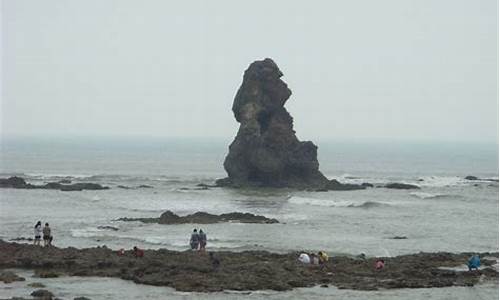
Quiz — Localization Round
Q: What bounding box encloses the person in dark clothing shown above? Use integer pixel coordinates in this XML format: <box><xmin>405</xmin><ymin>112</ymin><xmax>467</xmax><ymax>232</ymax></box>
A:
<box><xmin>43</xmin><ymin>223</ymin><xmax>52</xmax><ymax>247</ymax></box>
<box><xmin>209</xmin><ymin>252</ymin><xmax>220</xmax><ymax>271</ymax></box>
<box><xmin>190</xmin><ymin>229</ymin><xmax>199</xmax><ymax>250</ymax></box>
<box><xmin>198</xmin><ymin>229</ymin><xmax>207</xmax><ymax>252</ymax></box>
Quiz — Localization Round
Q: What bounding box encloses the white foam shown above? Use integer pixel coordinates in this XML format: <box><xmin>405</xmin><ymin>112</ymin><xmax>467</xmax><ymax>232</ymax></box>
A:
<box><xmin>288</xmin><ymin>196</ymin><xmax>388</xmax><ymax>208</ymax></box>
<box><xmin>70</xmin><ymin>227</ymin><xmax>109</xmax><ymax>238</ymax></box>
<box><xmin>25</xmin><ymin>173</ymin><xmax>94</xmax><ymax>180</ymax></box>
<box><xmin>288</xmin><ymin>196</ymin><xmax>338</xmax><ymax>207</ymax></box>
<box><xmin>409</xmin><ymin>192</ymin><xmax>450</xmax><ymax>199</ymax></box>
<box><xmin>416</xmin><ymin>176</ymin><xmax>466</xmax><ymax>187</ymax></box>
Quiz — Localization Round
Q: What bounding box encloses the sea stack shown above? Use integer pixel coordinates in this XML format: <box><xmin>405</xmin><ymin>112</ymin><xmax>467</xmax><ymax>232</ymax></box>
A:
<box><xmin>217</xmin><ymin>58</ymin><xmax>364</xmax><ymax>190</ymax></box>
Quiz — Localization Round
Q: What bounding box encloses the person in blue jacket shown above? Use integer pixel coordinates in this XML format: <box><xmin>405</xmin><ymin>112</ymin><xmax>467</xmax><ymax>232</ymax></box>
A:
<box><xmin>468</xmin><ymin>255</ymin><xmax>480</xmax><ymax>271</ymax></box>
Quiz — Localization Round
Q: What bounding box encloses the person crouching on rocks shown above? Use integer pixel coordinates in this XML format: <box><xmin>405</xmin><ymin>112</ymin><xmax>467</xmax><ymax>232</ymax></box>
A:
<box><xmin>190</xmin><ymin>229</ymin><xmax>199</xmax><ymax>251</ymax></box>
<box><xmin>34</xmin><ymin>221</ymin><xmax>42</xmax><ymax>246</ymax></box>
<box><xmin>375</xmin><ymin>259</ymin><xmax>385</xmax><ymax>270</ymax></box>
<box><xmin>209</xmin><ymin>252</ymin><xmax>220</xmax><ymax>271</ymax></box>
<box><xmin>133</xmin><ymin>246</ymin><xmax>144</xmax><ymax>258</ymax></box>
<box><xmin>318</xmin><ymin>251</ymin><xmax>329</xmax><ymax>265</ymax></box>
<box><xmin>198</xmin><ymin>229</ymin><xmax>207</xmax><ymax>252</ymax></box>
<box><xmin>43</xmin><ymin>223</ymin><xmax>52</xmax><ymax>247</ymax></box>
<box><xmin>310</xmin><ymin>253</ymin><xmax>320</xmax><ymax>265</ymax></box>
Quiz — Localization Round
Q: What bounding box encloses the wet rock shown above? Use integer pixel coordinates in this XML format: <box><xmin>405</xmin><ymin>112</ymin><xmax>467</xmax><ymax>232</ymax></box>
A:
<box><xmin>138</xmin><ymin>184</ymin><xmax>153</xmax><ymax>189</ymax></box>
<box><xmin>117</xmin><ymin>185</ymin><xmax>132</xmax><ymax>189</ymax></box>
<box><xmin>179</xmin><ymin>186</ymin><xmax>209</xmax><ymax>191</ymax></box>
<box><xmin>0</xmin><ymin>176</ymin><xmax>27</xmax><ymax>188</ymax></box>
<box><xmin>196</xmin><ymin>183</ymin><xmax>218</xmax><ymax>188</ymax></box>
<box><xmin>30</xmin><ymin>289</ymin><xmax>54</xmax><ymax>299</ymax></box>
<box><xmin>118</xmin><ymin>210</ymin><xmax>279</xmax><ymax>224</ymax></box>
<box><xmin>327</xmin><ymin>180</ymin><xmax>366</xmax><ymax>191</ymax></box>
<box><xmin>97</xmin><ymin>226</ymin><xmax>119</xmax><ymax>231</ymax></box>
<box><xmin>384</xmin><ymin>183</ymin><xmax>420</xmax><ymax>189</ymax></box>
<box><xmin>34</xmin><ymin>270</ymin><xmax>60</xmax><ymax>278</ymax></box>
<box><xmin>59</xmin><ymin>183</ymin><xmax>108</xmax><ymax>191</ymax></box>
<box><xmin>117</xmin><ymin>185</ymin><xmax>153</xmax><ymax>190</ymax></box>
<box><xmin>0</xmin><ymin>240</ymin><xmax>497</xmax><ymax>292</ymax></box>
<box><xmin>27</xmin><ymin>282</ymin><xmax>46</xmax><ymax>288</ymax></box>
<box><xmin>217</xmin><ymin>58</ymin><xmax>364</xmax><ymax>191</ymax></box>
<box><xmin>0</xmin><ymin>177</ymin><xmax>109</xmax><ymax>191</ymax></box>
<box><xmin>10</xmin><ymin>237</ymin><xmax>33</xmax><ymax>242</ymax></box>
<box><xmin>390</xmin><ymin>236</ymin><xmax>408</xmax><ymax>240</ymax></box>
<box><xmin>0</xmin><ymin>270</ymin><xmax>25</xmax><ymax>283</ymax></box>
<box><xmin>465</xmin><ymin>175</ymin><xmax>479</xmax><ymax>180</ymax></box>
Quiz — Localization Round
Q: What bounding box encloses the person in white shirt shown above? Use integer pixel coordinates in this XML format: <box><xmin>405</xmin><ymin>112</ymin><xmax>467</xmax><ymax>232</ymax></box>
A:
<box><xmin>34</xmin><ymin>221</ymin><xmax>42</xmax><ymax>246</ymax></box>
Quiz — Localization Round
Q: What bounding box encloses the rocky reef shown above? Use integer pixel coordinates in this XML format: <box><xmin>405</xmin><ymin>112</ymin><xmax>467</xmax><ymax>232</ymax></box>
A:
<box><xmin>0</xmin><ymin>241</ymin><xmax>497</xmax><ymax>292</ymax></box>
<box><xmin>0</xmin><ymin>176</ymin><xmax>109</xmax><ymax>191</ymax></box>
<box><xmin>118</xmin><ymin>210</ymin><xmax>279</xmax><ymax>224</ymax></box>
<box><xmin>383</xmin><ymin>183</ymin><xmax>420</xmax><ymax>189</ymax></box>
<box><xmin>216</xmin><ymin>58</ymin><xmax>364</xmax><ymax>191</ymax></box>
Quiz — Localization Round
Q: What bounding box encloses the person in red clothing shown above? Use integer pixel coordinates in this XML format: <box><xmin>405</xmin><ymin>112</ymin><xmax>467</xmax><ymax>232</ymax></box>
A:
<box><xmin>133</xmin><ymin>246</ymin><xmax>144</xmax><ymax>258</ymax></box>
<box><xmin>375</xmin><ymin>259</ymin><xmax>385</xmax><ymax>270</ymax></box>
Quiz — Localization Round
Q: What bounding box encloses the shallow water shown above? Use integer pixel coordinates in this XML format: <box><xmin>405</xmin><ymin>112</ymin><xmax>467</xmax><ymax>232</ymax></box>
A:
<box><xmin>0</xmin><ymin>137</ymin><xmax>498</xmax><ymax>298</ymax></box>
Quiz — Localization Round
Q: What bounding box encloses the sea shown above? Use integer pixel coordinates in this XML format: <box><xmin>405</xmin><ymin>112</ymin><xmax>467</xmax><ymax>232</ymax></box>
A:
<box><xmin>0</xmin><ymin>136</ymin><xmax>498</xmax><ymax>299</ymax></box>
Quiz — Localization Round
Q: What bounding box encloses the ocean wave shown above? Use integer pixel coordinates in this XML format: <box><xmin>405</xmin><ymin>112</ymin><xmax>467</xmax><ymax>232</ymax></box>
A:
<box><xmin>409</xmin><ymin>192</ymin><xmax>454</xmax><ymax>199</ymax></box>
<box><xmin>114</xmin><ymin>235</ymin><xmax>264</xmax><ymax>251</ymax></box>
<box><xmin>288</xmin><ymin>197</ymin><xmax>337</xmax><ymax>207</ymax></box>
<box><xmin>415</xmin><ymin>176</ymin><xmax>466</xmax><ymax>187</ymax></box>
<box><xmin>288</xmin><ymin>196</ymin><xmax>389</xmax><ymax>208</ymax></box>
<box><xmin>71</xmin><ymin>227</ymin><xmax>114</xmax><ymax>238</ymax></box>
<box><xmin>0</xmin><ymin>172</ymin><xmax>220</xmax><ymax>187</ymax></box>
<box><xmin>347</xmin><ymin>201</ymin><xmax>388</xmax><ymax>208</ymax></box>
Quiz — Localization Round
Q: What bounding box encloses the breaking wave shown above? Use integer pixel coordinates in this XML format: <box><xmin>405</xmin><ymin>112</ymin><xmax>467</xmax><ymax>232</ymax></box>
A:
<box><xmin>0</xmin><ymin>172</ymin><xmax>218</xmax><ymax>186</ymax></box>
<box><xmin>409</xmin><ymin>192</ymin><xmax>455</xmax><ymax>199</ymax></box>
<box><xmin>347</xmin><ymin>201</ymin><xmax>389</xmax><ymax>208</ymax></box>
<box><xmin>288</xmin><ymin>197</ymin><xmax>389</xmax><ymax>208</ymax></box>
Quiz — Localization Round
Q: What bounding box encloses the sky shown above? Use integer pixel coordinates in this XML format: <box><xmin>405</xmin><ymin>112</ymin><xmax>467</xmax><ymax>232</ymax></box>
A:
<box><xmin>1</xmin><ymin>0</ymin><xmax>498</xmax><ymax>143</ymax></box>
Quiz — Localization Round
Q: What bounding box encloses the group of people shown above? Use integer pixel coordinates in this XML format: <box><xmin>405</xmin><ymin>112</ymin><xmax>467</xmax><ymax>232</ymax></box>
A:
<box><xmin>30</xmin><ymin>221</ymin><xmax>483</xmax><ymax>274</ymax></box>
<box><xmin>298</xmin><ymin>251</ymin><xmax>329</xmax><ymax>265</ymax></box>
<box><xmin>34</xmin><ymin>221</ymin><xmax>52</xmax><ymax>247</ymax></box>
<box><xmin>190</xmin><ymin>229</ymin><xmax>207</xmax><ymax>251</ymax></box>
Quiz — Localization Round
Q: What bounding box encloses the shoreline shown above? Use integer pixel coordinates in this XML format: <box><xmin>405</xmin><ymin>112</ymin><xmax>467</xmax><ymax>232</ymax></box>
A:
<box><xmin>0</xmin><ymin>241</ymin><xmax>497</xmax><ymax>293</ymax></box>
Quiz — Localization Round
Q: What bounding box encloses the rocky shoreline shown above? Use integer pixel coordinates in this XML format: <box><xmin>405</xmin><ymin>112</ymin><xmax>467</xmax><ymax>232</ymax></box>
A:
<box><xmin>0</xmin><ymin>241</ymin><xmax>497</xmax><ymax>293</ymax></box>
<box><xmin>117</xmin><ymin>210</ymin><xmax>279</xmax><ymax>224</ymax></box>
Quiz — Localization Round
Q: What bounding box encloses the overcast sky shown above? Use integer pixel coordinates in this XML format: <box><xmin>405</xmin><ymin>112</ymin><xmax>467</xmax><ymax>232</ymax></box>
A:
<box><xmin>2</xmin><ymin>0</ymin><xmax>498</xmax><ymax>142</ymax></box>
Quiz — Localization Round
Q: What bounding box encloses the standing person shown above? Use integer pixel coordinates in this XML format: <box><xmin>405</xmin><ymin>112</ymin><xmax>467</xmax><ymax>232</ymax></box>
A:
<box><xmin>43</xmin><ymin>223</ymin><xmax>51</xmax><ymax>247</ymax></box>
<box><xmin>198</xmin><ymin>229</ymin><xmax>207</xmax><ymax>252</ymax></box>
<box><xmin>34</xmin><ymin>221</ymin><xmax>42</xmax><ymax>246</ymax></box>
<box><xmin>190</xmin><ymin>229</ymin><xmax>199</xmax><ymax>251</ymax></box>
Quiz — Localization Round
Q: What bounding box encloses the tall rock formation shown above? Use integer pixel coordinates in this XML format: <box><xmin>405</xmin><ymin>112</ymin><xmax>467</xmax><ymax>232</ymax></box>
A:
<box><xmin>217</xmin><ymin>58</ymin><xmax>364</xmax><ymax>190</ymax></box>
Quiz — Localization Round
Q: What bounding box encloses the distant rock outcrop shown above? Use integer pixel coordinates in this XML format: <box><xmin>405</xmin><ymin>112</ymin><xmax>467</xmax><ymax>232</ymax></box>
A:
<box><xmin>118</xmin><ymin>210</ymin><xmax>279</xmax><ymax>224</ymax></box>
<box><xmin>0</xmin><ymin>176</ymin><xmax>109</xmax><ymax>191</ymax></box>
<box><xmin>216</xmin><ymin>58</ymin><xmax>364</xmax><ymax>190</ymax></box>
